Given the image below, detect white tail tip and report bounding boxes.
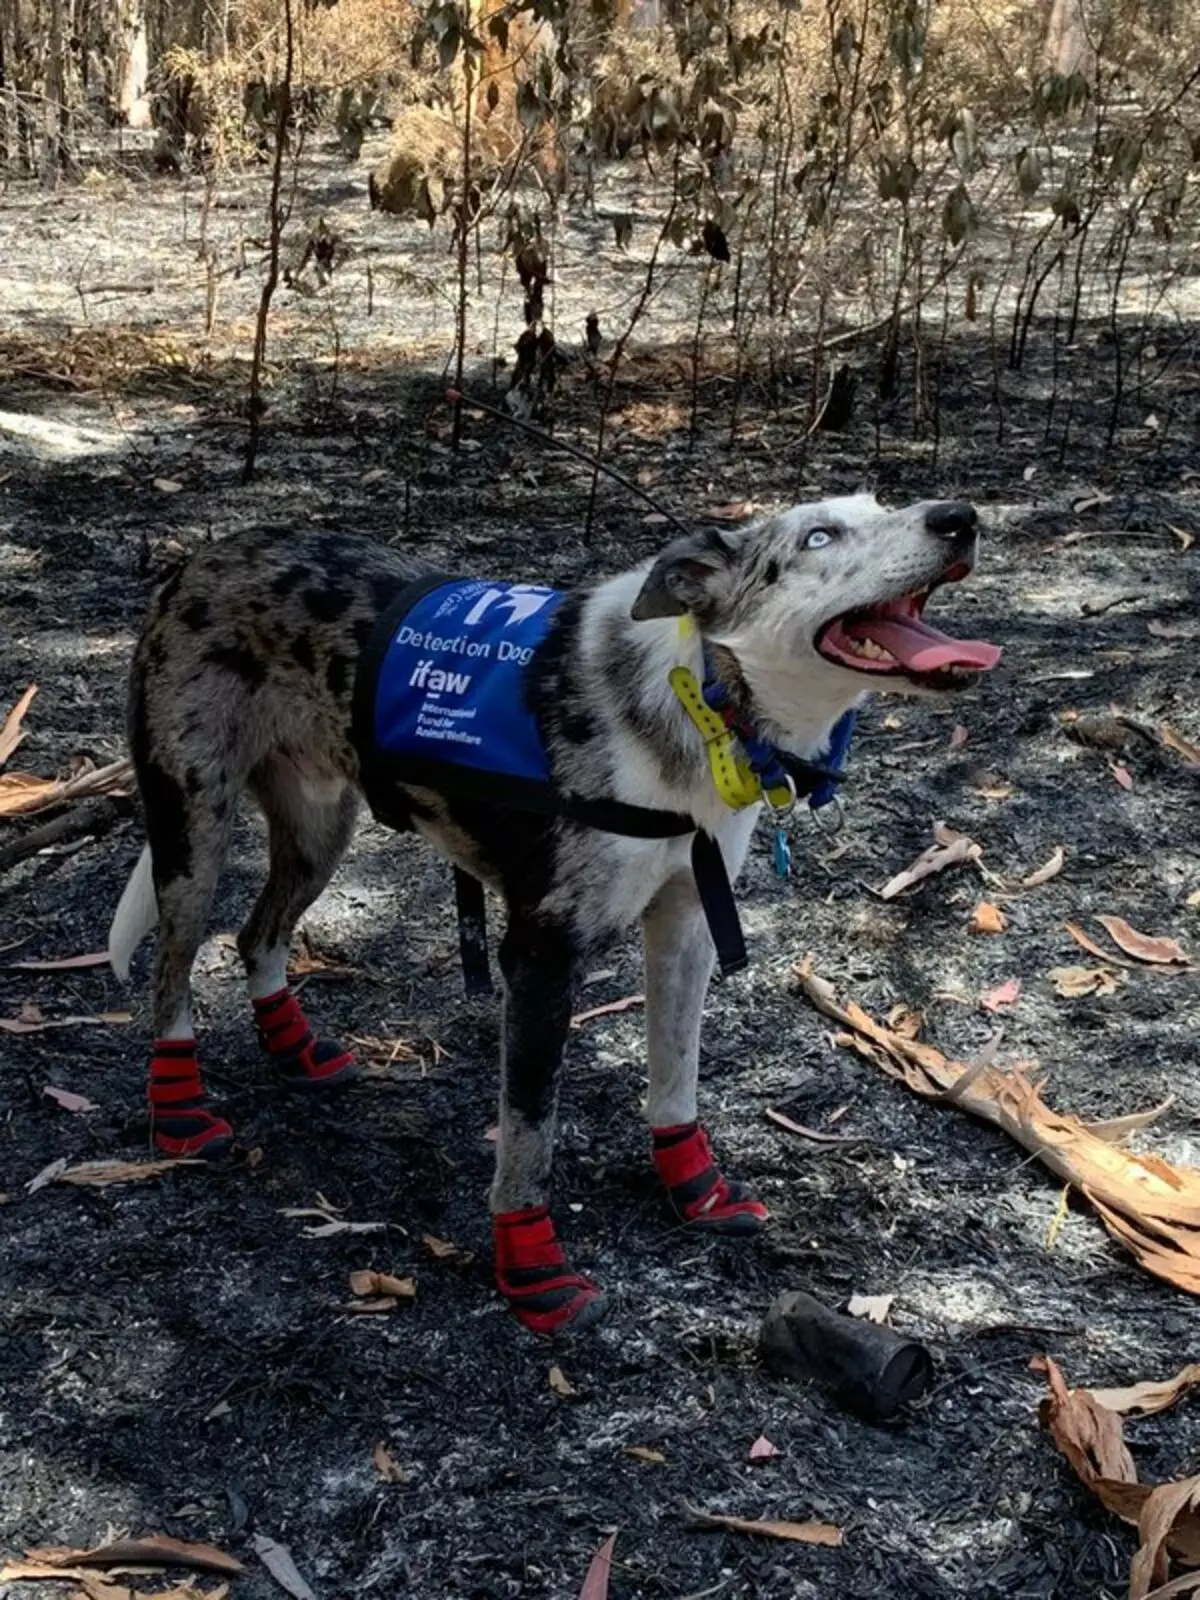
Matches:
[108,845,158,980]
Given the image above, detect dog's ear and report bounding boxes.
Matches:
[630,530,738,621]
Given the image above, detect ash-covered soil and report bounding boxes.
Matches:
[1,146,1199,1600]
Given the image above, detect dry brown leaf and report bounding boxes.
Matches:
[1169,525,1195,553]
[703,501,759,521]
[56,1158,202,1186]
[683,1501,844,1546]
[0,684,37,767]
[981,978,1021,1011]
[569,993,645,1029]
[0,1010,132,1035]
[348,1270,416,1300]
[1133,1480,1200,1598]
[848,1292,895,1324]
[949,723,969,750]
[422,1233,474,1265]
[137,1587,228,1600]
[7,951,109,971]
[44,1085,99,1113]
[1048,966,1122,998]
[372,1441,409,1483]
[1091,1364,1200,1419]
[23,1536,243,1576]
[250,1534,315,1600]
[971,781,1015,801]
[1113,764,1135,791]
[0,756,134,818]
[1066,921,1138,969]
[624,1446,666,1465]
[1022,847,1066,888]
[879,825,981,900]
[549,1364,577,1399]
[763,1106,861,1146]
[970,901,1008,935]
[794,962,1200,1296]
[1160,726,1200,767]
[1096,916,1189,968]
[579,1532,618,1600]
[748,1435,781,1460]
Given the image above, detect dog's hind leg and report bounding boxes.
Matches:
[141,761,239,1160]
[238,754,360,1092]
[491,913,607,1335]
[642,872,768,1236]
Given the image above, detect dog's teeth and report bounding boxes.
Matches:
[847,636,894,663]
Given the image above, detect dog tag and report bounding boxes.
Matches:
[772,827,791,878]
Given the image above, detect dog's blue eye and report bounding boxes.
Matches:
[805,527,834,550]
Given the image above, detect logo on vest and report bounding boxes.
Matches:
[463,584,557,629]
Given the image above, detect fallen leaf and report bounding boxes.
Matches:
[683,1502,844,1546]
[1188,890,1200,910]
[1071,491,1114,514]
[340,1297,396,1313]
[43,1085,99,1113]
[970,901,1007,935]
[372,1441,409,1482]
[1160,725,1200,767]
[153,477,184,494]
[1065,921,1138,969]
[970,781,1015,801]
[579,1532,618,1600]
[1048,965,1121,998]
[1112,763,1135,791]
[1034,1356,1200,1589]
[348,1270,416,1300]
[1095,915,1189,967]
[981,978,1021,1011]
[879,825,981,900]
[1132,1478,1200,1597]
[949,723,969,750]
[26,1157,68,1192]
[549,1364,577,1398]
[22,1536,242,1576]
[795,962,1200,1295]
[848,1292,895,1324]
[250,1534,315,1600]
[0,1010,132,1034]
[703,501,759,521]
[748,1435,781,1460]
[1091,1364,1200,1419]
[6,951,109,971]
[422,1233,473,1265]
[570,993,645,1029]
[0,756,134,818]
[1169,525,1195,552]
[763,1107,862,1146]
[56,1158,202,1186]
[0,684,38,767]
[624,1446,666,1465]
[1022,847,1065,888]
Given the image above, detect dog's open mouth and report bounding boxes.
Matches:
[816,564,1002,688]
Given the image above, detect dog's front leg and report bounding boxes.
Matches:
[642,873,768,1236]
[491,915,607,1335]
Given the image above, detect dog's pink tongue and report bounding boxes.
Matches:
[851,613,1002,673]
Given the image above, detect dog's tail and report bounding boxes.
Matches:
[108,845,158,980]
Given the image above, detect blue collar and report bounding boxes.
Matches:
[700,649,856,814]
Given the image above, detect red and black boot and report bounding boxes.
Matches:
[148,1040,234,1159]
[253,987,358,1090]
[493,1204,608,1336]
[652,1121,769,1235]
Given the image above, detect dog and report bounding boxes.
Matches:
[108,494,1000,1334]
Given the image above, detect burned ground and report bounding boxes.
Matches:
[1,152,1199,1600]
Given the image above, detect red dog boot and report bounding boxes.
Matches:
[652,1121,769,1235]
[493,1205,608,1336]
[148,1040,234,1159]
[253,988,358,1090]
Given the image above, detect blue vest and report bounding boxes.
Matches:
[355,576,568,814]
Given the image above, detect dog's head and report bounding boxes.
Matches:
[631,494,1001,721]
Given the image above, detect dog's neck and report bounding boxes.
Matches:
[581,574,861,825]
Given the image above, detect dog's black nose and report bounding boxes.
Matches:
[925,501,978,542]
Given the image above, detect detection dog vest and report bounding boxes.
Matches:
[353,574,850,996]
